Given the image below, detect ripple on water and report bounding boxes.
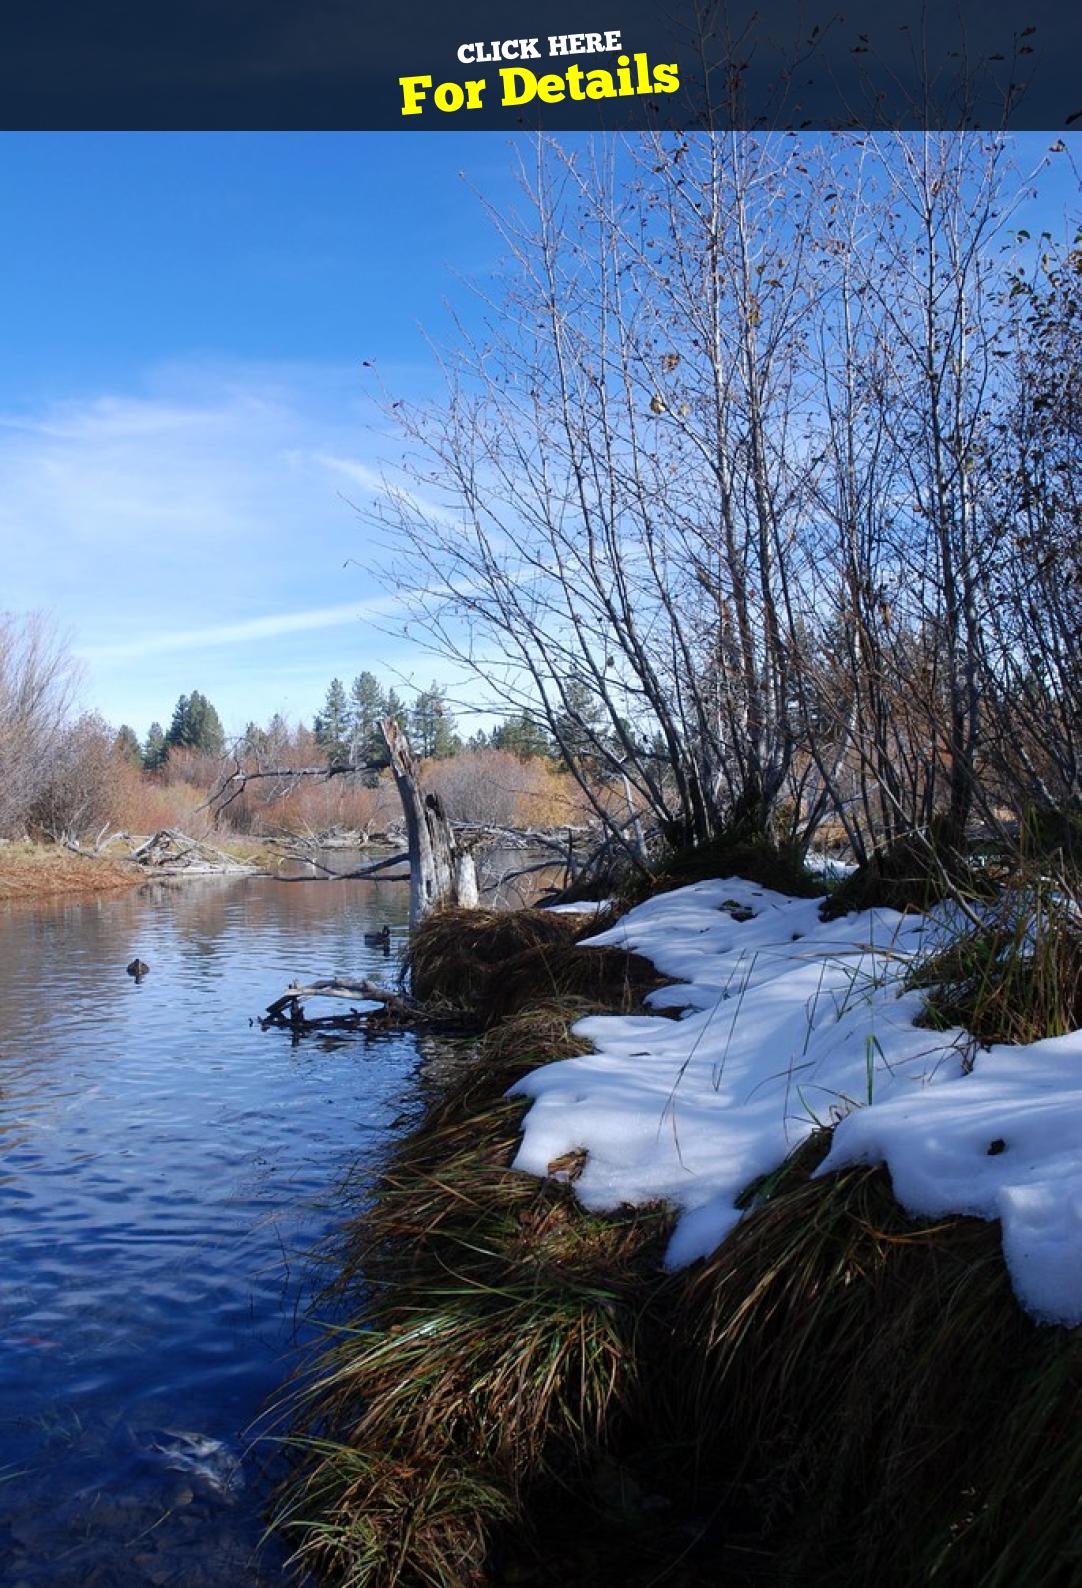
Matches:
[0,871,422,1586]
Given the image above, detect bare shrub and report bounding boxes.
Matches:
[28,711,117,840]
[257,774,398,839]
[106,762,214,838]
[423,750,587,829]
[0,613,81,837]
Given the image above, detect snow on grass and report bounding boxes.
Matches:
[540,900,614,915]
[509,877,1082,1325]
[803,850,857,881]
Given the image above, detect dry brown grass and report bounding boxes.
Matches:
[0,839,140,901]
[407,906,664,1025]
[669,1151,1082,1588]
[283,900,1082,1588]
[278,988,675,1588]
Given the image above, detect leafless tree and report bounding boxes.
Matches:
[0,612,82,838]
[369,133,831,856]
[978,229,1082,822]
[366,131,1077,872]
[29,712,118,843]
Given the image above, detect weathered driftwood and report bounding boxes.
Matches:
[264,977,414,1023]
[123,828,258,875]
[60,823,118,858]
[270,850,411,883]
[267,828,397,855]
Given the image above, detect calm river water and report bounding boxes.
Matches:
[0,866,430,1587]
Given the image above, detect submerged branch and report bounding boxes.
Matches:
[265,977,412,1019]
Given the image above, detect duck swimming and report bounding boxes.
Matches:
[126,958,150,979]
[363,926,391,949]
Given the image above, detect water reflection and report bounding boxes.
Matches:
[0,868,420,1586]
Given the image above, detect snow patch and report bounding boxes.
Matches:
[508,877,1082,1324]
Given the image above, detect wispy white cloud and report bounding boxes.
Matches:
[311,451,386,492]
[0,359,431,731]
[76,593,405,662]
[311,449,465,531]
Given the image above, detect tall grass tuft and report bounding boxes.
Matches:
[276,996,674,1587]
[907,878,1082,1044]
[280,891,1082,1587]
[671,1152,1082,1587]
[622,824,822,907]
[820,818,997,920]
[276,1446,512,1588]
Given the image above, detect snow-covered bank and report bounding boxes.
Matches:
[510,878,1082,1325]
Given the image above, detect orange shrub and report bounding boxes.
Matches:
[423,750,591,829]
[257,775,398,837]
[105,759,216,837]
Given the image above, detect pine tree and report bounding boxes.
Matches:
[315,678,350,762]
[165,691,224,756]
[143,721,167,770]
[550,677,606,773]
[241,720,269,757]
[383,688,408,733]
[411,682,459,758]
[114,724,143,766]
[492,712,553,761]
[201,695,225,756]
[265,713,291,757]
[166,695,190,749]
[348,671,387,763]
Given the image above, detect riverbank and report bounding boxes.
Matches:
[0,834,285,901]
[279,862,1082,1587]
[0,839,142,901]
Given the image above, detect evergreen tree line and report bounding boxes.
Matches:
[311,672,625,770]
[114,678,585,780]
[113,691,227,772]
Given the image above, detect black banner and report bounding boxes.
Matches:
[1,0,1079,130]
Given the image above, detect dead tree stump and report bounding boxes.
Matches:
[381,718,479,925]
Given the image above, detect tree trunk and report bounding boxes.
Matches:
[381,718,478,925]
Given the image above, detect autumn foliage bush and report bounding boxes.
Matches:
[255,778,399,838]
[424,750,590,829]
[104,759,215,837]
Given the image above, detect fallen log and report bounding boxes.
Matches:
[270,851,411,883]
[260,974,481,1036]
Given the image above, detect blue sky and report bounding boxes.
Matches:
[1,131,1077,740]
[0,132,528,738]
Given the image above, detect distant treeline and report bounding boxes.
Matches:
[106,674,570,776]
[0,620,592,845]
